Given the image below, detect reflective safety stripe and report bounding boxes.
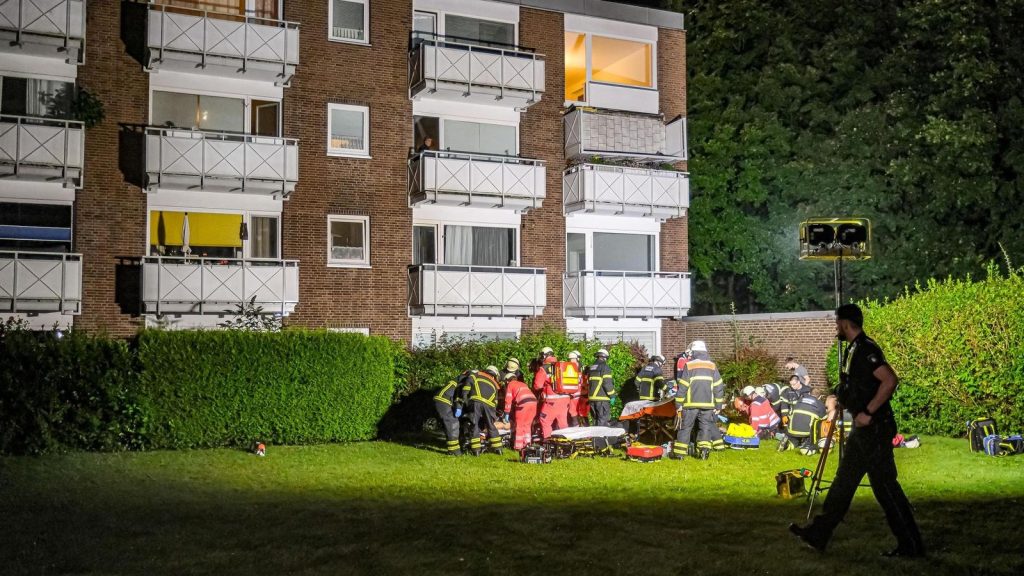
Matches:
[696,441,713,449]
[792,409,822,420]
[470,374,498,407]
[672,444,689,454]
[488,437,502,447]
[433,380,458,404]
[469,437,482,448]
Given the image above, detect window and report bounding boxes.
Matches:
[0,76,74,119]
[413,115,439,152]
[443,331,517,343]
[593,232,654,271]
[152,91,245,133]
[249,215,279,259]
[329,327,370,335]
[330,0,368,44]
[413,225,436,265]
[328,104,369,157]
[251,100,280,137]
[564,32,655,101]
[0,202,72,252]
[566,232,586,272]
[444,225,515,267]
[443,120,516,155]
[328,215,370,267]
[594,330,656,355]
[444,14,514,47]
[412,10,436,44]
[149,211,245,258]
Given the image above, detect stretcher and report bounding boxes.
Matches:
[546,426,628,459]
[618,398,677,446]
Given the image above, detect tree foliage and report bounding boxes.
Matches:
[683,0,1024,313]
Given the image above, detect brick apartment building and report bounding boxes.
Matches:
[0,0,692,355]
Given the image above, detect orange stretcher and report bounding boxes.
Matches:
[618,398,677,445]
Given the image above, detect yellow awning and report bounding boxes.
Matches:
[150,211,243,248]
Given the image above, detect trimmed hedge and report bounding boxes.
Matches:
[827,264,1024,436]
[0,327,144,455]
[138,330,404,448]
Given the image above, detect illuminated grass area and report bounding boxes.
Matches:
[1,437,1022,575]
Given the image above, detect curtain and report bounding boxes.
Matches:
[472,227,510,266]
[250,216,278,259]
[593,232,653,271]
[444,225,473,265]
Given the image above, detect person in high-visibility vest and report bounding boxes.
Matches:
[462,366,503,456]
[502,372,538,450]
[672,341,725,460]
[566,351,583,426]
[433,370,474,456]
[779,395,826,455]
[533,347,581,438]
[635,355,667,402]
[587,348,616,426]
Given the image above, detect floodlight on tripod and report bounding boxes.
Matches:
[799,218,872,261]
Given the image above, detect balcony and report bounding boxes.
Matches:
[563,270,691,319]
[0,115,84,188]
[408,264,546,317]
[408,151,545,212]
[409,33,545,110]
[0,251,82,314]
[0,0,85,63]
[145,127,298,196]
[564,107,687,162]
[563,163,689,220]
[145,3,299,86]
[141,256,299,316]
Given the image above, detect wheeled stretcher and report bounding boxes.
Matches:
[545,426,628,459]
[618,398,678,445]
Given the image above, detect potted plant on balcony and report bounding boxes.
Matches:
[45,86,106,128]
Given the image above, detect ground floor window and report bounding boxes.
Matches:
[328,215,370,267]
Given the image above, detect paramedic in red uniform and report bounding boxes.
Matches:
[790,304,925,558]
[533,347,569,438]
[503,372,538,450]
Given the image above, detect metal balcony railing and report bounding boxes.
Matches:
[409,32,545,108]
[563,270,691,319]
[141,256,299,316]
[564,107,687,162]
[144,126,298,196]
[0,250,82,314]
[0,0,85,63]
[0,114,84,188]
[408,150,545,211]
[408,264,546,317]
[563,163,689,219]
[146,2,299,85]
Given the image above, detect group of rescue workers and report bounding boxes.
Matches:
[433,341,848,459]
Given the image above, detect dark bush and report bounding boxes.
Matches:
[718,346,779,394]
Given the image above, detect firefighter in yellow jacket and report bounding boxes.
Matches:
[672,341,725,460]
[460,365,504,456]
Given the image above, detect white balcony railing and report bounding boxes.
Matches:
[564,107,687,162]
[145,127,298,196]
[142,256,299,316]
[563,270,691,319]
[0,251,82,314]
[0,0,85,63]
[409,33,545,109]
[146,3,299,85]
[563,163,689,219]
[408,150,545,212]
[0,114,84,188]
[409,264,546,317]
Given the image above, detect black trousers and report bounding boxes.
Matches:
[469,402,501,451]
[590,401,611,427]
[806,417,924,553]
[434,400,461,453]
[675,409,716,451]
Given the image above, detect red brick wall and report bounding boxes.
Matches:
[519,7,567,334]
[659,27,688,355]
[281,0,413,341]
[681,312,837,392]
[75,1,149,336]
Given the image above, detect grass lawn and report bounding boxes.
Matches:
[1,436,1022,576]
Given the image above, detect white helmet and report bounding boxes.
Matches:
[568,350,581,361]
[689,341,708,352]
[742,386,756,397]
[540,346,554,356]
[596,348,609,358]
[754,386,766,397]
[484,365,500,378]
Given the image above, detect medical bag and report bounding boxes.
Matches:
[551,361,581,395]
[626,444,663,462]
[968,417,997,452]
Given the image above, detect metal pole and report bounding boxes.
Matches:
[11,252,19,312]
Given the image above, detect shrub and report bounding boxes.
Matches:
[0,326,143,455]
[826,263,1024,435]
[718,346,779,395]
[137,330,404,448]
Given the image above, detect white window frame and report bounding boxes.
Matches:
[440,12,518,47]
[148,87,282,136]
[565,229,659,272]
[327,103,371,158]
[327,215,370,268]
[328,0,370,45]
[564,30,658,107]
[246,211,282,260]
[328,327,370,335]
[144,206,283,260]
[414,218,520,267]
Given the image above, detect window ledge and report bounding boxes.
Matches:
[327,263,372,269]
[327,152,372,159]
[329,38,371,47]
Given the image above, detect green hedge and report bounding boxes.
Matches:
[138,330,404,448]
[0,326,144,455]
[827,264,1024,435]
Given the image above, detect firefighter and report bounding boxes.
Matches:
[503,357,524,382]
[566,350,583,426]
[433,370,473,455]
[636,354,667,402]
[672,341,725,460]
[587,348,616,426]
[462,365,503,456]
[780,374,811,418]
[762,382,784,419]
[502,372,538,450]
[533,347,570,438]
[745,385,781,438]
[779,394,826,455]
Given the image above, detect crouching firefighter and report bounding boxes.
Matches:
[779,395,826,455]
[503,372,538,450]
[434,370,474,456]
[462,366,504,456]
[672,341,725,460]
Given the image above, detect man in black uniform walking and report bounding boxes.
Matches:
[790,304,925,557]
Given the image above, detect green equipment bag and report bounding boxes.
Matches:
[968,417,997,453]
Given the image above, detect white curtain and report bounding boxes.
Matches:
[444,225,473,265]
[472,227,509,267]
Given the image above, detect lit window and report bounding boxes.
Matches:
[328,215,370,267]
[330,0,369,44]
[563,32,655,102]
[564,32,587,101]
[327,103,369,157]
